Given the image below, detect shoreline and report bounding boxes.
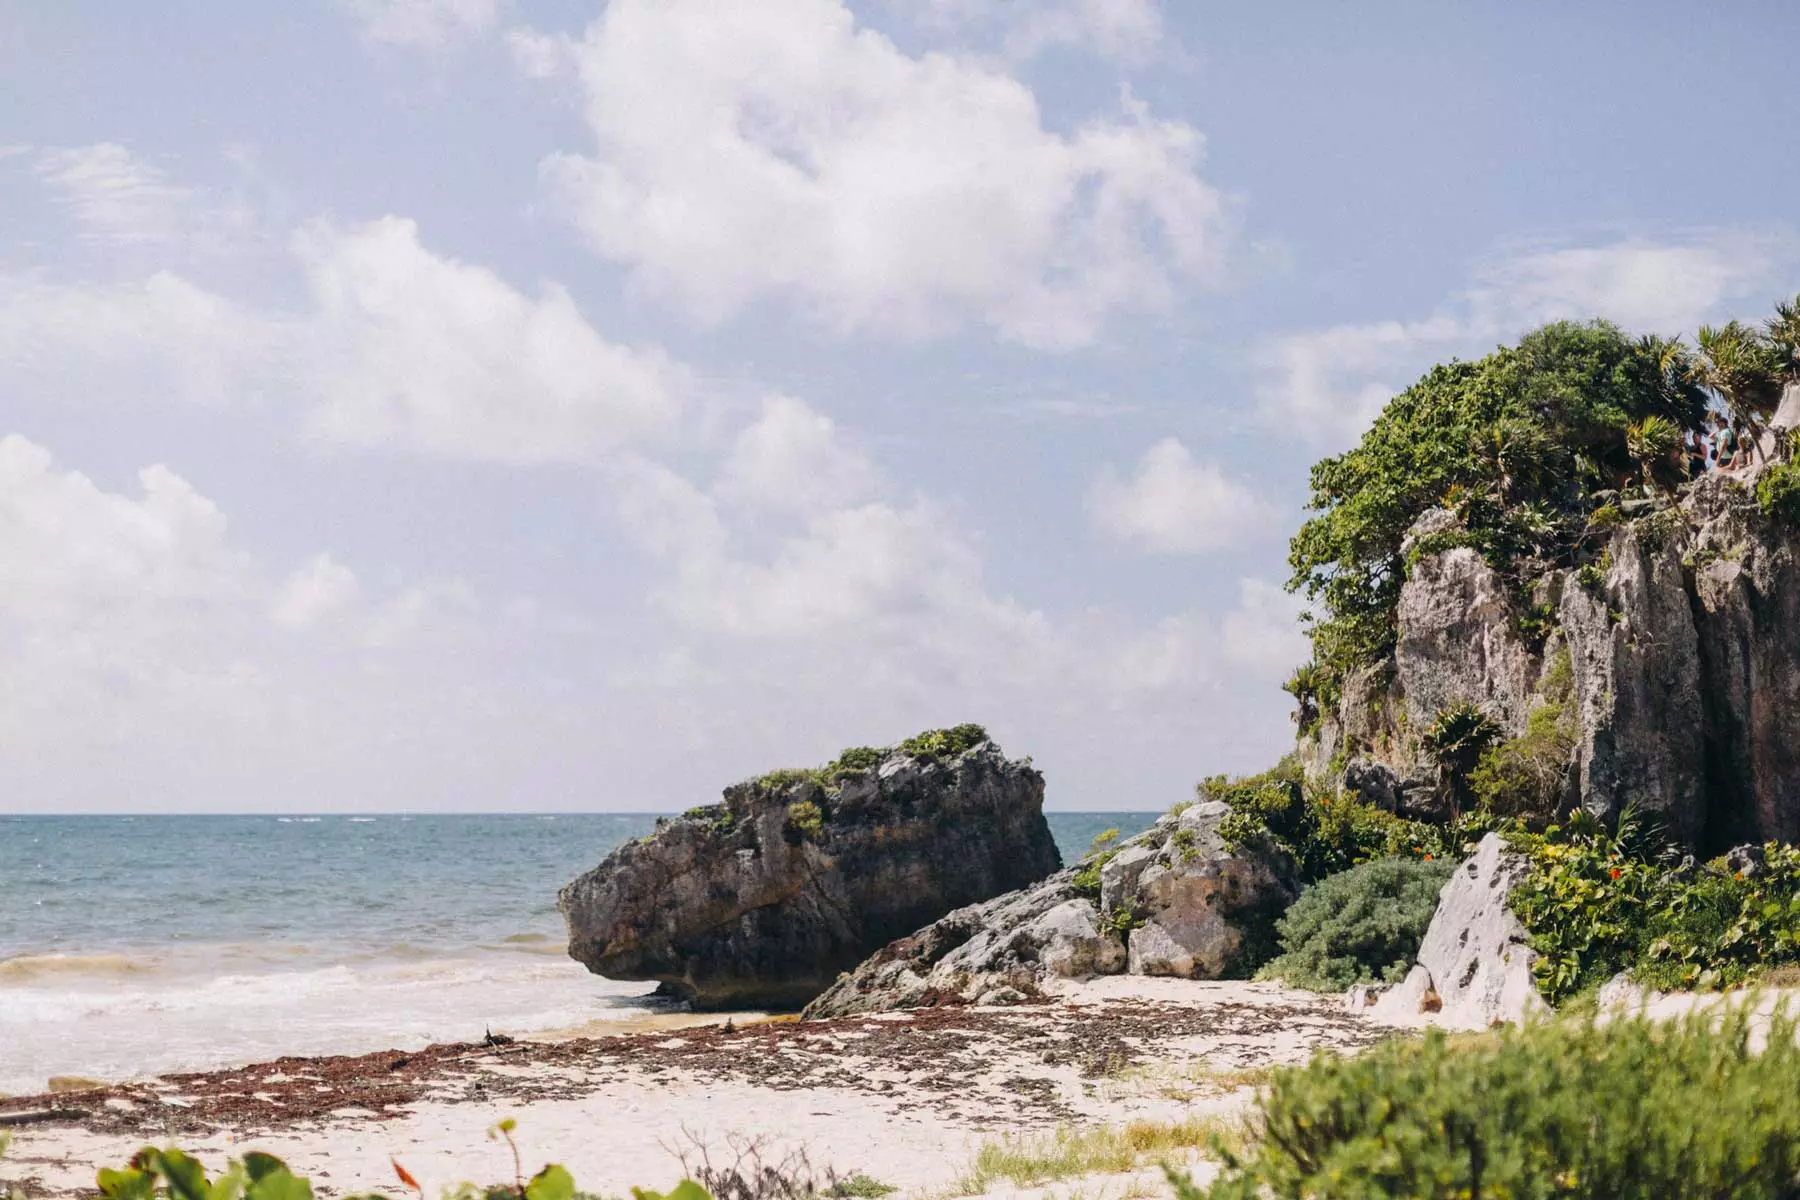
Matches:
[0,979,1388,1198]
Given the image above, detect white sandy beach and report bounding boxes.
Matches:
[1,979,1391,1199]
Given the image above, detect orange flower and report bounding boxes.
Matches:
[1609,868,1621,879]
[1423,854,1433,861]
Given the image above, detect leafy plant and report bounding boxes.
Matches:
[1756,452,1800,528]
[1624,413,1683,493]
[750,725,988,795]
[1289,321,1707,678]
[1210,759,1473,885]
[1467,687,1576,824]
[1419,701,1503,818]
[1695,319,1786,422]
[785,800,825,841]
[1181,1004,1800,1198]
[895,723,988,761]
[1255,856,1453,992]
[1070,828,1124,901]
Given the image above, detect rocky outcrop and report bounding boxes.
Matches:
[1395,545,1541,735]
[803,801,1298,1018]
[1304,475,1800,853]
[1370,833,1545,1029]
[558,738,1059,1010]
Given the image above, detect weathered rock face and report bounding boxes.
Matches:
[1370,833,1545,1029]
[1395,545,1541,735]
[1305,477,1800,853]
[803,801,1298,1018]
[558,741,1059,1010]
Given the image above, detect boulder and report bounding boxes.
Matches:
[558,736,1059,1010]
[1371,833,1545,1029]
[804,799,1298,1018]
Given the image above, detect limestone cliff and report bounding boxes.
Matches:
[1301,470,1800,853]
[557,736,1059,1010]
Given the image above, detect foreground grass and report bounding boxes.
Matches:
[948,1115,1242,1196]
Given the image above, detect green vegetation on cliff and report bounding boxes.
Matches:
[750,724,990,794]
[1288,320,1707,677]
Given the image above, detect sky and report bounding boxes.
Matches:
[2,0,1798,813]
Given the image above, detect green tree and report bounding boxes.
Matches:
[1288,321,1705,676]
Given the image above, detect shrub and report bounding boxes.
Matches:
[1510,810,1800,1002]
[1209,759,1478,886]
[749,725,989,795]
[1255,857,1454,992]
[1180,1004,1800,1199]
[1288,322,1706,677]
[896,723,988,761]
[1419,701,1502,816]
[1757,456,1800,528]
[785,800,825,840]
[1467,685,1576,823]
[1070,828,1124,901]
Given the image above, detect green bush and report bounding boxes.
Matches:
[1070,828,1124,901]
[896,723,989,761]
[1255,857,1454,992]
[1210,759,1474,884]
[1467,672,1576,823]
[1510,811,1800,1002]
[786,800,825,840]
[1288,321,1706,678]
[1179,1004,1800,1199]
[751,725,989,794]
[1757,456,1800,527]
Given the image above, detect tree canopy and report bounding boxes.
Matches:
[1286,320,1707,676]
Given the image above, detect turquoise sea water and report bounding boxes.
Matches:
[0,812,1154,1094]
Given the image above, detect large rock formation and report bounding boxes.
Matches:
[1301,472,1800,852]
[803,800,1298,1018]
[558,736,1059,1010]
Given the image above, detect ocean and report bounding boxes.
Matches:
[0,811,1156,1096]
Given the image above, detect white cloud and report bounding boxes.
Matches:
[1256,231,1800,449]
[271,554,363,629]
[0,433,594,809]
[539,0,1224,348]
[504,26,571,78]
[295,217,686,463]
[341,0,505,50]
[0,271,278,407]
[33,143,194,245]
[0,213,687,463]
[714,395,878,516]
[1087,437,1264,554]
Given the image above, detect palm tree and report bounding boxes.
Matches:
[1694,321,1784,421]
[1767,293,1800,384]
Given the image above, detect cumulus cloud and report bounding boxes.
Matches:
[1256,231,1800,449]
[538,0,1224,348]
[340,0,505,50]
[0,213,686,463]
[714,395,878,517]
[295,217,686,463]
[1087,437,1264,554]
[0,271,279,407]
[0,433,587,809]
